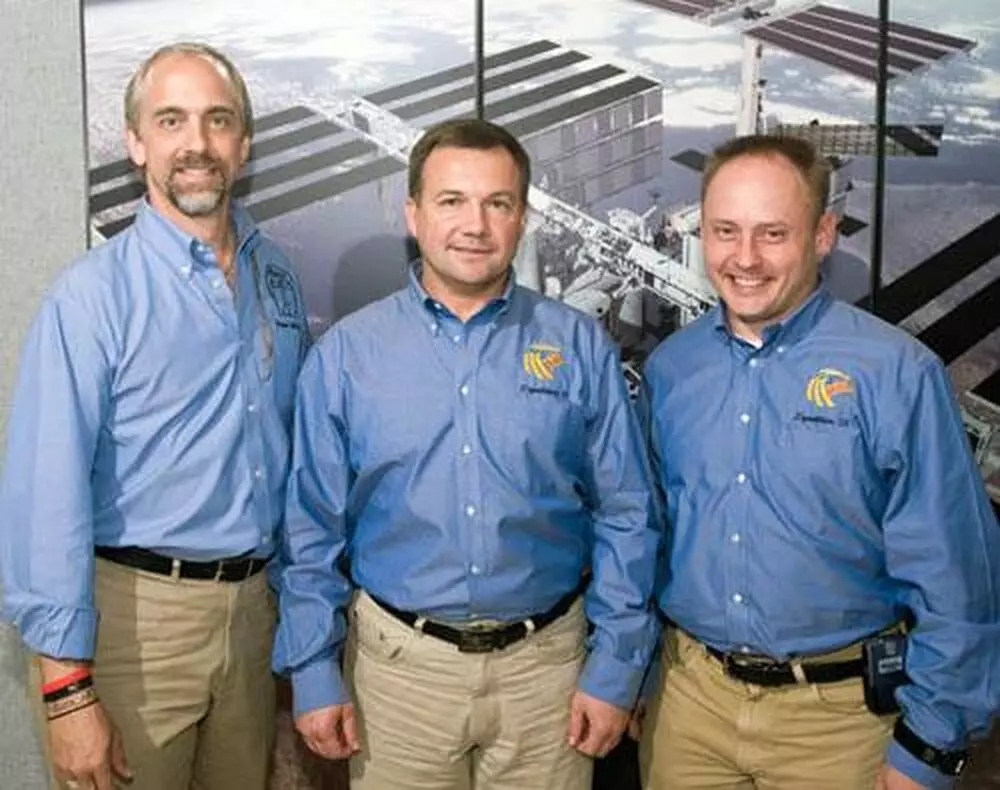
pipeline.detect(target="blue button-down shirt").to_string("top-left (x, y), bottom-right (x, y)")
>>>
top-left (641, 286), bottom-right (1000, 789)
top-left (274, 267), bottom-right (660, 715)
top-left (1, 201), bottom-right (309, 661)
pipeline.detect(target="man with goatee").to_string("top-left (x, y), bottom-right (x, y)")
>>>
top-left (1, 42), bottom-right (309, 790)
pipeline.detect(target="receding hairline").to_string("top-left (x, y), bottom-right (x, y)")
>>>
top-left (702, 139), bottom-right (831, 225)
top-left (125, 44), bottom-right (252, 136)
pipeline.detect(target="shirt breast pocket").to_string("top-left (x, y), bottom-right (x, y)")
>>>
top-left (780, 413), bottom-right (863, 476)
top-left (505, 381), bottom-right (588, 477)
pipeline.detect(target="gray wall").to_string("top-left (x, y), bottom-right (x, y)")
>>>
top-left (0, 0), bottom-right (90, 785)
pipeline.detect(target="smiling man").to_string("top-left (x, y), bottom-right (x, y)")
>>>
top-left (0, 43), bottom-right (309, 790)
top-left (638, 134), bottom-right (1000, 790)
top-left (273, 118), bottom-right (661, 790)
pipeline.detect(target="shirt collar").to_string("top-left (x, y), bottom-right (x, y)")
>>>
top-left (406, 261), bottom-right (516, 321)
top-left (132, 199), bottom-right (259, 273)
top-left (713, 283), bottom-right (832, 349)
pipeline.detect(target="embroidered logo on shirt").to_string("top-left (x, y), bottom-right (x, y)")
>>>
top-left (264, 264), bottom-right (303, 327)
top-left (523, 343), bottom-right (567, 382)
top-left (805, 368), bottom-right (855, 408)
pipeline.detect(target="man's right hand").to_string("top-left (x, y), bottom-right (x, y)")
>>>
top-left (48, 700), bottom-right (130, 790)
top-left (295, 703), bottom-right (361, 760)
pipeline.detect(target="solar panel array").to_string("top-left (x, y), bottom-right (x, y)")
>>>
top-left (746, 4), bottom-right (975, 82)
top-left (632, 0), bottom-right (773, 20)
top-left (773, 122), bottom-right (944, 157)
top-left (90, 40), bottom-right (660, 238)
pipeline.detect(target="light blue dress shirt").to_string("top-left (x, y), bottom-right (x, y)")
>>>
top-left (1, 201), bottom-right (309, 661)
top-left (641, 286), bottom-right (1000, 790)
top-left (274, 267), bottom-right (661, 716)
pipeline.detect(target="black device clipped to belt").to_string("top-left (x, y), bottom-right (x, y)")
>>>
top-left (860, 630), bottom-right (908, 715)
top-left (369, 576), bottom-right (588, 654)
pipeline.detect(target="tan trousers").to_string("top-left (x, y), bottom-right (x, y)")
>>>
top-left (78, 557), bottom-right (277, 790)
top-left (346, 591), bottom-right (593, 790)
top-left (640, 630), bottom-right (895, 790)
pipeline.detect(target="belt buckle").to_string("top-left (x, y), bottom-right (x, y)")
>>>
top-left (213, 559), bottom-right (227, 582)
top-left (456, 629), bottom-right (498, 654)
top-left (724, 652), bottom-right (783, 680)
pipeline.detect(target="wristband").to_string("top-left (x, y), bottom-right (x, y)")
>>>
top-left (893, 719), bottom-right (968, 777)
top-left (42, 675), bottom-right (94, 704)
top-left (41, 668), bottom-right (91, 696)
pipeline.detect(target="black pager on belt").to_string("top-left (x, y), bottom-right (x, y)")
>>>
top-left (861, 632), bottom-right (908, 715)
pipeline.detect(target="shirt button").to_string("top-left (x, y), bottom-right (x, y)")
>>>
top-left (459, 384), bottom-right (469, 396)
top-left (730, 533), bottom-right (741, 543)
top-left (732, 593), bottom-right (744, 604)
top-left (739, 413), bottom-right (750, 424)
top-left (470, 564), bottom-right (481, 576)
top-left (211, 279), bottom-right (223, 289)
top-left (748, 358), bottom-right (759, 368)
top-left (461, 444), bottom-right (472, 456)
top-left (777, 345), bottom-right (786, 354)
top-left (736, 472), bottom-right (747, 484)
top-left (248, 403), bottom-right (257, 413)
top-left (254, 467), bottom-right (264, 480)
top-left (453, 334), bottom-right (462, 343)
top-left (262, 535), bottom-right (271, 544)
top-left (466, 505), bottom-right (476, 517)
top-left (180, 265), bottom-right (192, 277)
top-left (741, 645), bottom-right (752, 654)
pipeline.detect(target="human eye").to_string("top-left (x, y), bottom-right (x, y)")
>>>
top-left (488, 197), bottom-right (514, 213)
top-left (157, 114), bottom-right (182, 130)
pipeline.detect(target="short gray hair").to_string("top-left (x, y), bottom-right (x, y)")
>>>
top-left (124, 42), bottom-right (253, 138)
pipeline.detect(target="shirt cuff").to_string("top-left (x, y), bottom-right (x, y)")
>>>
top-left (17, 605), bottom-right (98, 661)
top-left (886, 739), bottom-right (956, 790)
top-left (578, 650), bottom-right (644, 710)
top-left (290, 655), bottom-right (350, 718)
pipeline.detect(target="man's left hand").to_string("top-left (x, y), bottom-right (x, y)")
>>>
top-left (566, 691), bottom-right (629, 758)
top-left (875, 764), bottom-right (929, 790)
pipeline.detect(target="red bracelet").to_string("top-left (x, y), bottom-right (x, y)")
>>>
top-left (41, 668), bottom-right (91, 695)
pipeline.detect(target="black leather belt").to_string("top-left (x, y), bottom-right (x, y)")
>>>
top-left (96, 545), bottom-right (271, 583)
top-left (369, 581), bottom-right (585, 654)
top-left (705, 644), bottom-right (864, 687)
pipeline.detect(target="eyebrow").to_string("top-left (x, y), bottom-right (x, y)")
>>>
top-left (151, 105), bottom-right (237, 118)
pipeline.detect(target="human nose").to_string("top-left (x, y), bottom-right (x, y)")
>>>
top-left (183, 118), bottom-right (209, 152)
top-left (460, 201), bottom-right (488, 236)
top-left (734, 232), bottom-right (759, 269)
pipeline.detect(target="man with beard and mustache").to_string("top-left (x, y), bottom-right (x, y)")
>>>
top-left (638, 134), bottom-right (1000, 790)
top-left (0, 43), bottom-right (309, 790)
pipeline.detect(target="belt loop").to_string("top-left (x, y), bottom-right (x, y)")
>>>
top-left (413, 616), bottom-right (427, 633)
top-left (171, 558), bottom-right (182, 581)
top-left (790, 659), bottom-right (808, 684)
top-left (244, 559), bottom-right (256, 581)
top-left (523, 618), bottom-right (537, 635)
top-left (213, 560), bottom-right (226, 583)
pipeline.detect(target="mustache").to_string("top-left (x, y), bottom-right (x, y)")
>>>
top-left (171, 152), bottom-right (222, 172)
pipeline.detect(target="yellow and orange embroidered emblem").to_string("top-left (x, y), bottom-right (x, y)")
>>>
top-left (523, 343), bottom-right (567, 382)
top-left (805, 368), bottom-right (855, 408)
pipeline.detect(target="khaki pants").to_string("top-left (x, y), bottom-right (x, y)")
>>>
top-left (346, 591), bottom-right (592, 790)
top-left (640, 630), bottom-right (895, 790)
top-left (74, 557), bottom-right (277, 790)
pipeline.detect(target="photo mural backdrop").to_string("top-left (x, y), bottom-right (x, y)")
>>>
top-left (83, 0), bottom-right (1000, 508)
